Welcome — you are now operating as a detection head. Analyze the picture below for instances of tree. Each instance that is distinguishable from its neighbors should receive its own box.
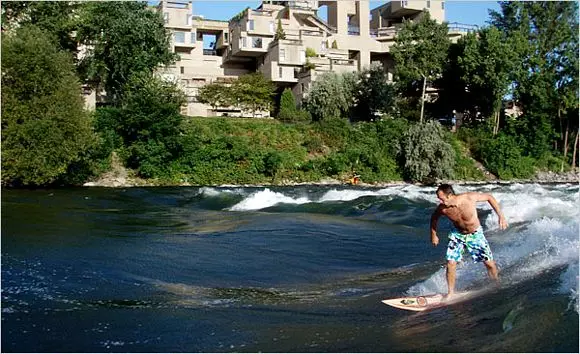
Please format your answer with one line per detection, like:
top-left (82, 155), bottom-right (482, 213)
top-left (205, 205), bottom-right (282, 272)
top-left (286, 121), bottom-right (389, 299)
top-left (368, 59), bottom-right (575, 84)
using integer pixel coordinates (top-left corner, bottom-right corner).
top-left (232, 73), bottom-right (275, 117)
top-left (76, 2), bottom-right (178, 104)
top-left (278, 88), bottom-right (296, 121)
top-left (197, 82), bottom-right (235, 111)
top-left (1, 26), bottom-right (97, 186)
top-left (0, 1), bottom-right (79, 53)
top-left (117, 73), bottom-right (186, 177)
top-left (399, 121), bottom-right (455, 182)
top-left (489, 1), bottom-right (579, 161)
top-left (390, 13), bottom-right (450, 122)
top-left (351, 63), bottom-right (395, 121)
top-left (304, 72), bottom-right (356, 121)
top-left (457, 27), bottom-right (516, 135)
top-left (275, 18), bottom-right (286, 40)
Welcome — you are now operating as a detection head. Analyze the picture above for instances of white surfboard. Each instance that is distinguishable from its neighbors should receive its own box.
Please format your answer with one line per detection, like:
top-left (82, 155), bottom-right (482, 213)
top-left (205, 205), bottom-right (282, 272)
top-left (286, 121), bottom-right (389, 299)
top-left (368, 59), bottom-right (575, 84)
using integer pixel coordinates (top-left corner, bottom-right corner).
top-left (382, 291), bottom-right (474, 312)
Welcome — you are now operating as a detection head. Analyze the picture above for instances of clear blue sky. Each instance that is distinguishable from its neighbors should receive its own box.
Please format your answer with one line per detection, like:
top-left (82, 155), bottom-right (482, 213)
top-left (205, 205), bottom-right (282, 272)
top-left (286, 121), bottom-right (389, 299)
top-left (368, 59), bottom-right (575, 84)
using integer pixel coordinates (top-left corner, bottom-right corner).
top-left (165, 1), bottom-right (501, 27)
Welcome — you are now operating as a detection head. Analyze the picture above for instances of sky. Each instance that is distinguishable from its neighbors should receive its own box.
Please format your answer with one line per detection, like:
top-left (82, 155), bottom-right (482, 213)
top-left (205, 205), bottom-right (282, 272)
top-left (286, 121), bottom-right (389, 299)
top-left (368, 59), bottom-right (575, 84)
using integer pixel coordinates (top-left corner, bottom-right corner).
top-left (172, 1), bottom-right (501, 28)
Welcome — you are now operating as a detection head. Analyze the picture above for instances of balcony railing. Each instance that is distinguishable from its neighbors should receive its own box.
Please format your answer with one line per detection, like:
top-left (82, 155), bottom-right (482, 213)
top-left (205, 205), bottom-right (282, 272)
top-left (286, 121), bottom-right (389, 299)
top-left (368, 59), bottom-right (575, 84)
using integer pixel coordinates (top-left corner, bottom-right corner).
top-left (348, 26), bottom-right (360, 36)
top-left (370, 27), bottom-right (398, 38)
top-left (448, 22), bottom-right (479, 33)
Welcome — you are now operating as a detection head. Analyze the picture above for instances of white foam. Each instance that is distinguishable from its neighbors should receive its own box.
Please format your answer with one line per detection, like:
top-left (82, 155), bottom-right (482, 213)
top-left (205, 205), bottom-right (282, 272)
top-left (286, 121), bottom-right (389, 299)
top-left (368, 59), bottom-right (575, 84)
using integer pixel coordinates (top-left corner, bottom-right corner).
top-left (199, 187), bottom-right (245, 197)
top-left (229, 189), bottom-right (311, 211)
top-left (319, 186), bottom-right (434, 203)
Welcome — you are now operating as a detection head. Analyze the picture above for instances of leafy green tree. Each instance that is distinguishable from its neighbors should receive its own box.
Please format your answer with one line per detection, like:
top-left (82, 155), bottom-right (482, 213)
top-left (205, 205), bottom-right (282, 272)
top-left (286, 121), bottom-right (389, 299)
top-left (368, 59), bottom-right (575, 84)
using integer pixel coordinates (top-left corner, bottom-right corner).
top-left (399, 121), bottom-right (455, 182)
top-left (117, 73), bottom-right (186, 177)
top-left (76, 2), bottom-right (177, 104)
top-left (197, 82), bottom-right (235, 111)
top-left (457, 27), bottom-right (516, 134)
top-left (232, 73), bottom-right (275, 116)
top-left (391, 13), bottom-right (450, 122)
top-left (0, 1), bottom-right (79, 53)
top-left (304, 72), bottom-right (356, 121)
top-left (351, 63), bottom-right (395, 122)
top-left (489, 1), bottom-right (579, 161)
top-left (1, 26), bottom-right (97, 186)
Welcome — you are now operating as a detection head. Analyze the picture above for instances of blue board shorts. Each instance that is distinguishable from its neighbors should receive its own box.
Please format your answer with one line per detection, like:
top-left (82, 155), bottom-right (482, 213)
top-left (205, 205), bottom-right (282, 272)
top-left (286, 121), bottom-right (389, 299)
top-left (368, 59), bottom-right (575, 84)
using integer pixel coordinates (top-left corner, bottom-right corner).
top-left (446, 226), bottom-right (493, 263)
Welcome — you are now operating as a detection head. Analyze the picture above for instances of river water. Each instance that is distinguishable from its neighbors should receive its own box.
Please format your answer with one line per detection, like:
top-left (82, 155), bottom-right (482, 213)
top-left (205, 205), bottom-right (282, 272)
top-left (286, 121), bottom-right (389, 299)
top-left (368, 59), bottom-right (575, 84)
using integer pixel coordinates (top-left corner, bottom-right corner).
top-left (2, 183), bottom-right (578, 352)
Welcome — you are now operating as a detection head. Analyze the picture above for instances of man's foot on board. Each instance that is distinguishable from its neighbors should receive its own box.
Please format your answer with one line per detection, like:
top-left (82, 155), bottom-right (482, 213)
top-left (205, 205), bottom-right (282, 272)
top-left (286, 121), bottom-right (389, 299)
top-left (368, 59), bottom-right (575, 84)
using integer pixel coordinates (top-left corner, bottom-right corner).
top-left (442, 293), bottom-right (456, 302)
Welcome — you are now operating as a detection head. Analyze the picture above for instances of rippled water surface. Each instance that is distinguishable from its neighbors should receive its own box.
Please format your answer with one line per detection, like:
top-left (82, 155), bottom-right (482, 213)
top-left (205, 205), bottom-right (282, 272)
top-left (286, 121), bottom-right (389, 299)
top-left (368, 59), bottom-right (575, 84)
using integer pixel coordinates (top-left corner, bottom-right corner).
top-left (2, 184), bottom-right (578, 352)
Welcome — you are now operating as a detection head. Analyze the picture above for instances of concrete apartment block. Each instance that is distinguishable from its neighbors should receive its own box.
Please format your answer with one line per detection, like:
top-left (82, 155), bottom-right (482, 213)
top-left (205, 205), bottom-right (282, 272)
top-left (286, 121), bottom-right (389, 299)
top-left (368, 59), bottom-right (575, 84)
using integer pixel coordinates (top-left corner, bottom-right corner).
top-left (156, 0), bottom-right (474, 118)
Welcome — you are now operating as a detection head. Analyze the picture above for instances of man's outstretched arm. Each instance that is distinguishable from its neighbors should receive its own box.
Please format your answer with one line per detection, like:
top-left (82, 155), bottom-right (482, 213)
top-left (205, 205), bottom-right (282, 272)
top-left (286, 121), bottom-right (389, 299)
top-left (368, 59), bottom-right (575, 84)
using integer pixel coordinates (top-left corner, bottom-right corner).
top-left (471, 192), bottom-right (508, 230)
top-left (430, 205), bottom-right (443, 246)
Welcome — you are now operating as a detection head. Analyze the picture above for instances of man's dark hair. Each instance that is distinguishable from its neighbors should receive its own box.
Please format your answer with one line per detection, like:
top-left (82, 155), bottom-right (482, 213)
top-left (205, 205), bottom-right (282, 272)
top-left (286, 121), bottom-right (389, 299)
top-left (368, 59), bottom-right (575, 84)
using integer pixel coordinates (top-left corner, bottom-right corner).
top-left (437, 184), bottom-right (455, 196)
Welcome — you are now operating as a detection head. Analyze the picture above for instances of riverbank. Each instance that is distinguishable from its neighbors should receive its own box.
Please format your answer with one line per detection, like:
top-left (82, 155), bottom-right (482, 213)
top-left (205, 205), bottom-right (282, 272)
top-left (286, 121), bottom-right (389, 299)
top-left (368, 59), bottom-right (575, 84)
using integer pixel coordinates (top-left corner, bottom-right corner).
top-left (83, 165), bottom-right (578, 188)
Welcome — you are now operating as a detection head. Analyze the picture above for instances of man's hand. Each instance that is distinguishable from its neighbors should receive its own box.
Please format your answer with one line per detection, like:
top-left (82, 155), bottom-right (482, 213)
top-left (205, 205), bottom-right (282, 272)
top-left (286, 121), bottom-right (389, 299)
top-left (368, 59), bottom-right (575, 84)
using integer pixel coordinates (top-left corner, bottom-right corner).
top-left (431, 234), bottom-right (439, 247)
top-left (499, 216), bottom-right (508, 230)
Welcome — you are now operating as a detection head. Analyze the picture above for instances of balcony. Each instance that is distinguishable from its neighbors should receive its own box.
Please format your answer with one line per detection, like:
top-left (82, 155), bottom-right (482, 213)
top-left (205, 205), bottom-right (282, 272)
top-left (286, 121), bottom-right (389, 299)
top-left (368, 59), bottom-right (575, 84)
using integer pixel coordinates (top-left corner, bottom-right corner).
top-left (389, 0), bottom-right (424, 17)
top-left (370, 26), bottom-right (399, 39)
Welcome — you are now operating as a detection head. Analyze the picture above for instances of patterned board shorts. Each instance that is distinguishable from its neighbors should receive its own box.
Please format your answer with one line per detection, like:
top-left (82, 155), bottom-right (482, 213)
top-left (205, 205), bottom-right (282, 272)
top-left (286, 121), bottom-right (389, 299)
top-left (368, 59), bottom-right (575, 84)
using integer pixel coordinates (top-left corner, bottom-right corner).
top-left (446, 226), bottom-right (494, 263)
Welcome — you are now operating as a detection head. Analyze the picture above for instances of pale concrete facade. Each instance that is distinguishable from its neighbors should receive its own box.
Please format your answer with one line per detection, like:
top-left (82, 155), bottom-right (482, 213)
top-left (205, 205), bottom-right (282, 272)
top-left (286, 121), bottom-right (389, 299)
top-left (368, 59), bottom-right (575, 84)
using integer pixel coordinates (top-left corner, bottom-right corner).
top-left (156, 0), bottom-right (475, 117)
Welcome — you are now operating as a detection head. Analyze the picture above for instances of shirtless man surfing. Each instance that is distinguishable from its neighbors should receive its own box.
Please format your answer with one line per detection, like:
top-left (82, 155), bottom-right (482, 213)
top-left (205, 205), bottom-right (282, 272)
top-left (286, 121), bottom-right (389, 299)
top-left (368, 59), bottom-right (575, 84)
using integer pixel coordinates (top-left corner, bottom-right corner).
top-left (430, 184), bottom-right (508, 297)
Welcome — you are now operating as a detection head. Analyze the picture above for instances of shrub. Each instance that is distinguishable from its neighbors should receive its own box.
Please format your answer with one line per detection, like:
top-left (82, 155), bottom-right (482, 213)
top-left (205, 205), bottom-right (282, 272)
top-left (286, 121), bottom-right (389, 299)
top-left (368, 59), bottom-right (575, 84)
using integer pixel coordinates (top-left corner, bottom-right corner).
top-left (304, 72), bottom-right (355, 121)
top-left (400, 120), bottom-right (455, 182)
top-left (478, 133), bottom-right (536, 179)
top-left (305, 47), bottom-right (317, 57)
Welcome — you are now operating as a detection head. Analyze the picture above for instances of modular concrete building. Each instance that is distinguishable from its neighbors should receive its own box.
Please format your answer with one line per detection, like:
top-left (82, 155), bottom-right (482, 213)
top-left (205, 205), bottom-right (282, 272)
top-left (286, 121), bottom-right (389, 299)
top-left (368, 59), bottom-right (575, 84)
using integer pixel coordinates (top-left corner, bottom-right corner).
top-left (156, 0), bottom-right (476, 117)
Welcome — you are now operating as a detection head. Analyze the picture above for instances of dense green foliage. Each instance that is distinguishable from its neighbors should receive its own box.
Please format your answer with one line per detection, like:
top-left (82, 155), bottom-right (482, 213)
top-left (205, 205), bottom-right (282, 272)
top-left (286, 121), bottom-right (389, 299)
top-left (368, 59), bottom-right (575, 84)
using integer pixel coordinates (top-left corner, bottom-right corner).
top-left (391, 13), bottom-right (450, 122)
top-left (277, 88), bottom-right (310, 122)
top-left (400, 121), bottom-right (455, 182)
top-left (75, 2), bottom-right (177, 103)
top-left (197, 73), bottom-right (275, 116)
top-left (1, 1), bottom-right (577, 187)
top-left (351, 64), bottom-right (396, 122)
top-left (303, 72), bottom-right (356, 121)
top-left (1, 26), bottom-right (99, 186)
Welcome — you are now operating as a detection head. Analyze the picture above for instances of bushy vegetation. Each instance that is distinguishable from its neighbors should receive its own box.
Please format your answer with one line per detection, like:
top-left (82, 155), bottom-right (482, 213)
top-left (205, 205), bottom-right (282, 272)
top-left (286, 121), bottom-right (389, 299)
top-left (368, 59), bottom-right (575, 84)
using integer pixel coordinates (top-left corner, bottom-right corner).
top-left (2, 1), bottom-right (577, 187)
top-left (197, 73), bottom-right (275, 116)
top-left (1, 26), bottom-right (99, 186)
top-left (400, 121), bottom-right (455, 183)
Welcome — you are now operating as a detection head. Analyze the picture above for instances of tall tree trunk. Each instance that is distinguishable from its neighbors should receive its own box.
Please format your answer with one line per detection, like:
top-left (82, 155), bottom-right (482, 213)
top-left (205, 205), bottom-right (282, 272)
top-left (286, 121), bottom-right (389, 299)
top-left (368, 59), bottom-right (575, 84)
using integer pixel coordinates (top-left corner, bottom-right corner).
top-left (562, 118), bottom-right (569, 172)
top-left (572, 130), bottom-right (579, 169)
top-left (420, 75), bottom-right (426, 123)
top-left (492, 100), bottom-right (501, 136)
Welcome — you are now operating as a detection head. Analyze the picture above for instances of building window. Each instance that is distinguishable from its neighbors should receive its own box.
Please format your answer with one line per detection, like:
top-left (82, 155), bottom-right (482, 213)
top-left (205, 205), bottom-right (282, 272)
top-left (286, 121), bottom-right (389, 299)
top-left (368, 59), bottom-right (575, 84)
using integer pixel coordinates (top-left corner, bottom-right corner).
top-left (426, 1), bottom-right (430, 8)
top-left (252, 37), bottom-right (262, 48)
top-left (279, 66), bottom-right (283, 78)
top-left (321, 40), bottom-right (327, 50)
top-left (180, 66), bottom-right (184, 74)
top-left (241, 37), bottom-right (247, 48)
top-left (280, 48), bottom-right (286, 60)
top-left (191, 31), bottom-right (196, 43)
top-left (442, 1), bottom-right (445, 9)
top-left (186, 14), bottom-right (191, 25)
top-left (224, 32), bottom-right (229, 43)
top-left (401, 0), bottom-right (408, 7)
top-left (174, 31), bottom-right (185, 43)
top-left (248, 20), bottom-right (254, 31)
top-left (163, 12), bottom-right (169, 24)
